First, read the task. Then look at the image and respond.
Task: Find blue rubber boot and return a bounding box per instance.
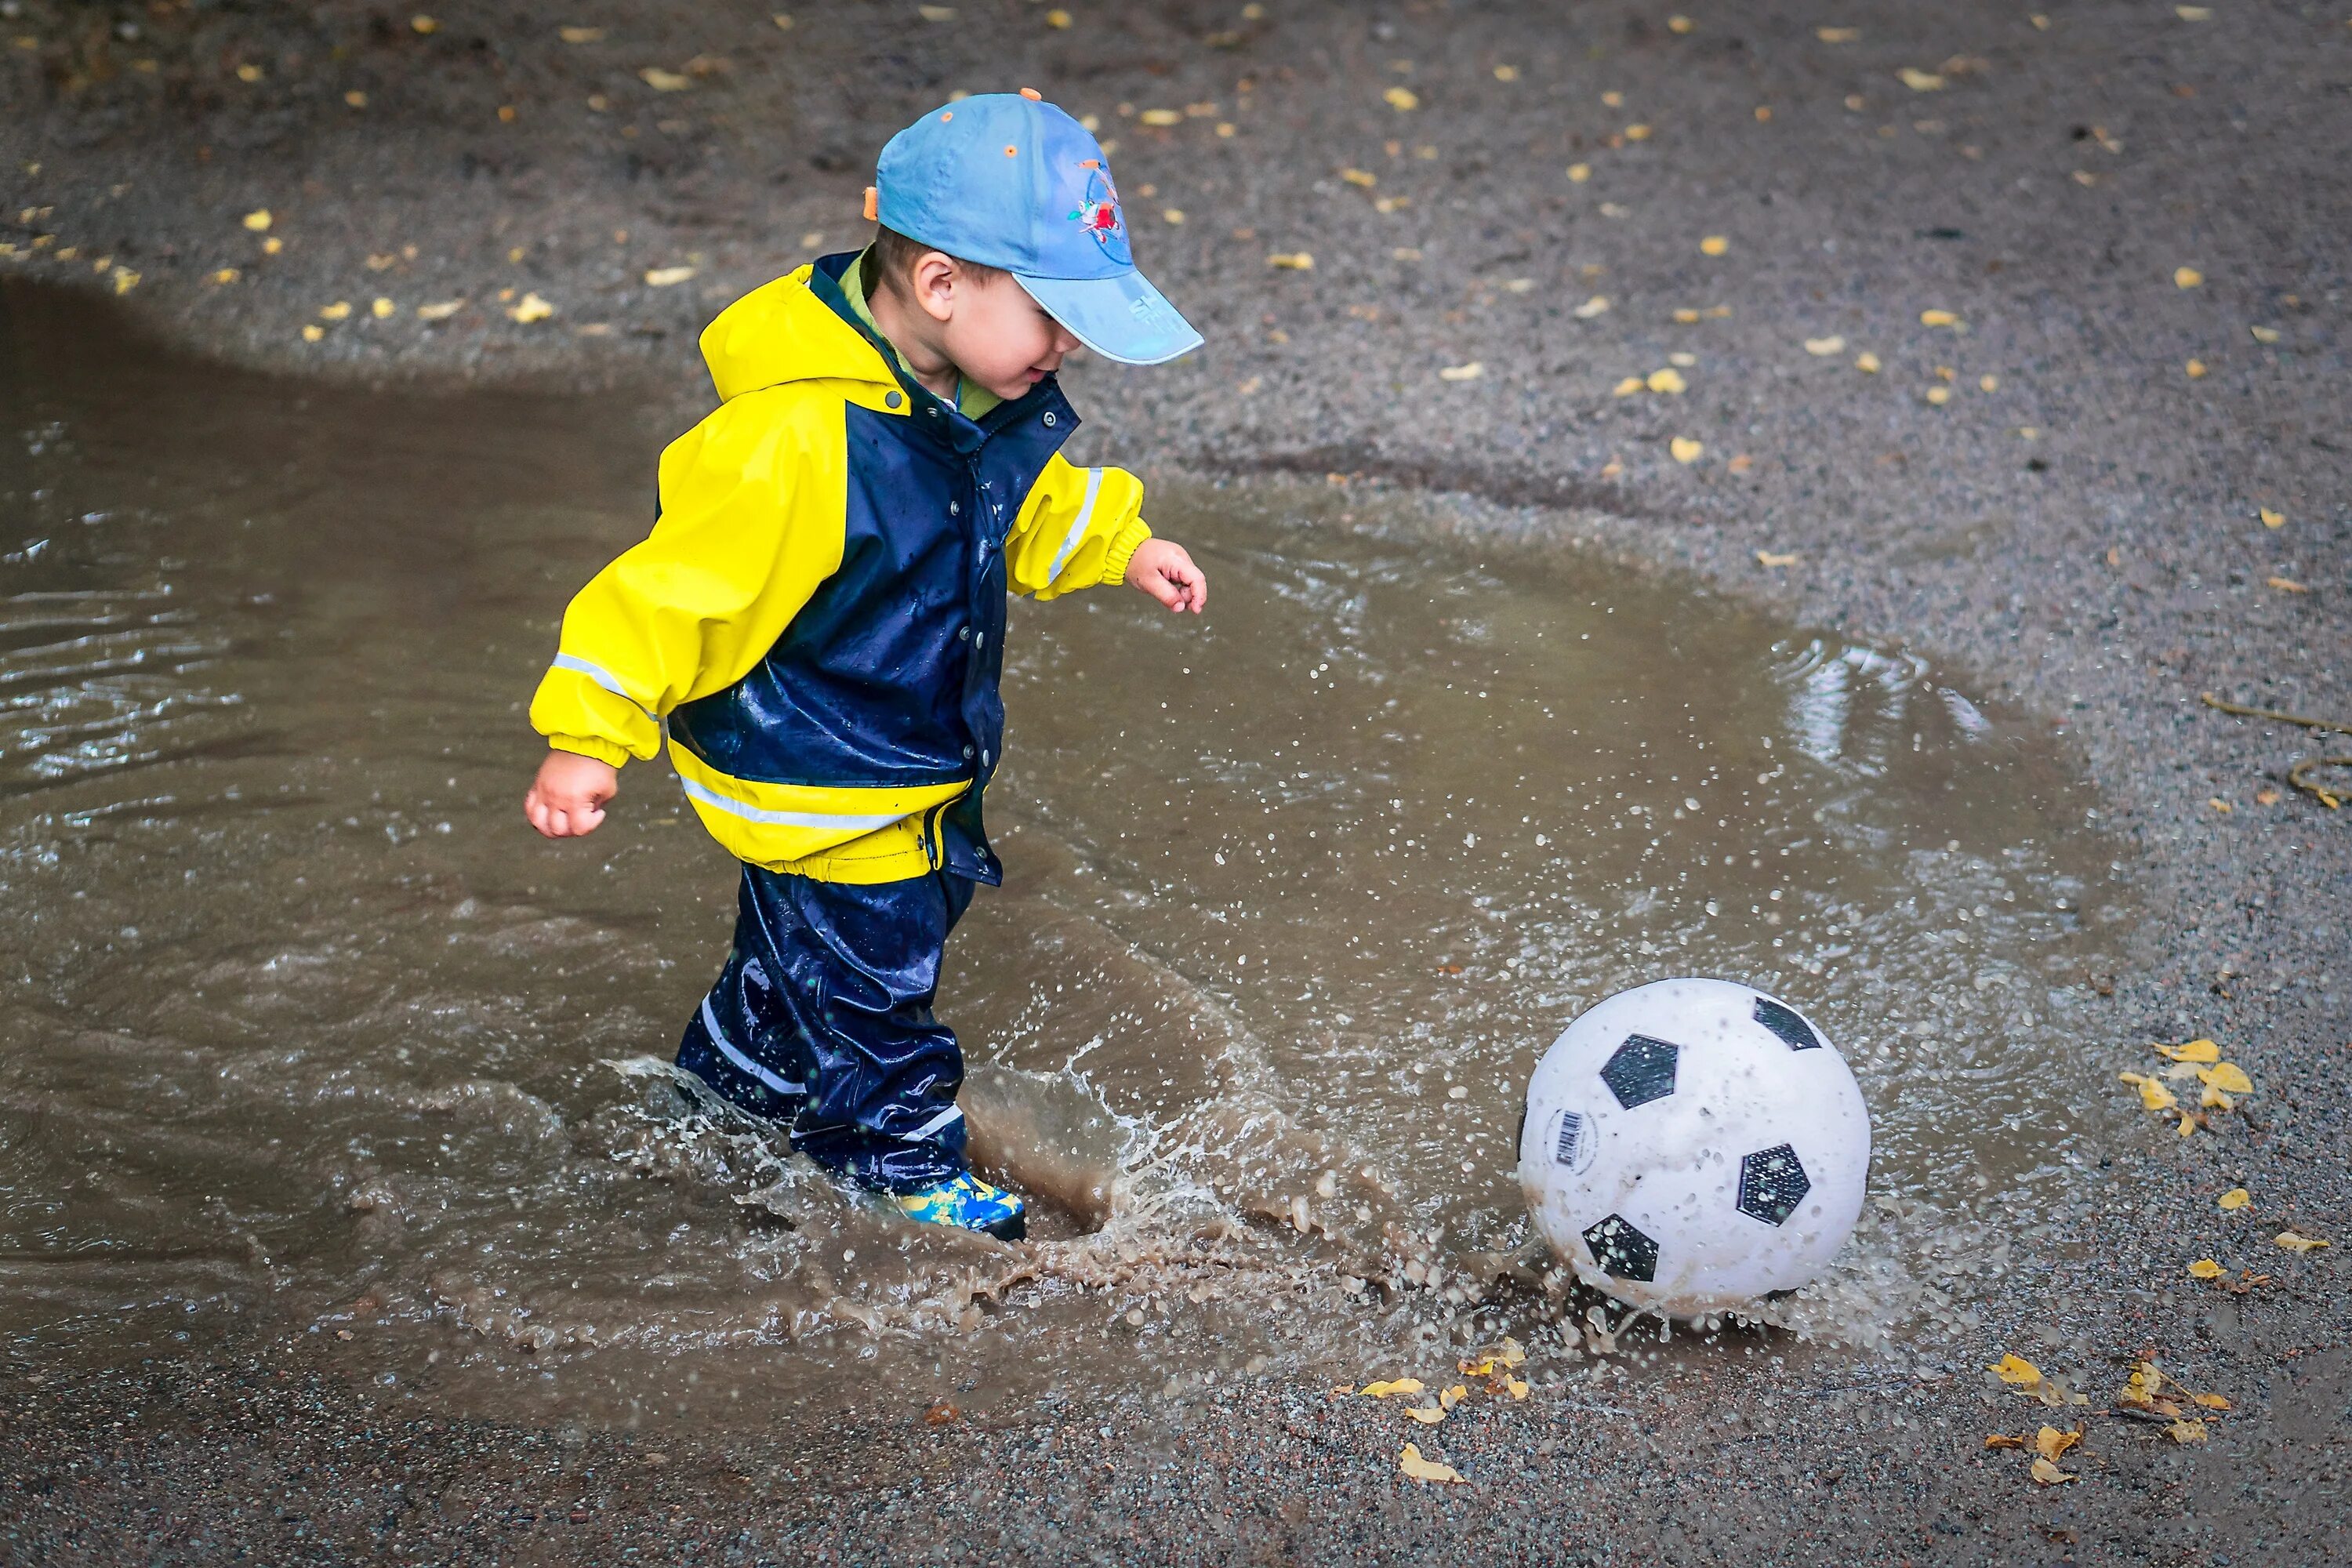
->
[896,1172,1026,1241]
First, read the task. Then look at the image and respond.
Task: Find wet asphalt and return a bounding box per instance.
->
[2,1,2347,1563]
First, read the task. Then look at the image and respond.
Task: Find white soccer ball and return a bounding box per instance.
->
[1516,977,1871,1316]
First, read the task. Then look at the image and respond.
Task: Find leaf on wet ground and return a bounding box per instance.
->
[2187,1258,2223,1280]
[1646,367,1686,394]
[1817,27,1860,43]
[1700,234,1728,256]
[639,67,692,91]
[417,299,467,321]
[2167,1419,2209,1444]
[1669,437,1704,463]
[1439,362,1485,382]
[1985,1433,2025,1450]
[1756,550,1798,568]
[1900,68,1947,92]
[1854,351,1882,372]
[2118,1073,2177,1112]
[1573,296,1610,318]
[2030,1457,2075,1485]
[2156,1038,2220,1063]
[2035,1427,2081,1461]
[1991,1354,2042,1389]
[2274,1231,2329,1254]
[2258,507,2285,527]
[1920,308,1960,328]
[509,292,555,323]
[1405,1404,1446,1424]
[1399,1443,1466,1485]
[2174,267,2204,289]
[2197,1063,2252,1095]
[1359,1378,1425,1399]
[1384,86,1419,111]
[644,265,697,287]
[1266,252,1314,270]
[1804,335,1846,355]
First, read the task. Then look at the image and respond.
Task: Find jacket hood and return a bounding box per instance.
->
[699,263,895,404]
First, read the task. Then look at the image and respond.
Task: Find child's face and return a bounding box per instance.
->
[935,268,1083,402]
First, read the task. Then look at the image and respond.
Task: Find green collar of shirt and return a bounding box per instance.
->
[840,249,1003,423]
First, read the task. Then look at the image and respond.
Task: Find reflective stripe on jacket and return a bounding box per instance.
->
[528,251,1152,884]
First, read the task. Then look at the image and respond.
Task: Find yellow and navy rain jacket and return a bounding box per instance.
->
[528,250,1152,885]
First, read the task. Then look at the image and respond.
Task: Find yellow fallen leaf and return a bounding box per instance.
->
[1503,1377,1528,1400]
[2219,1188,2251,1210]
[318,301,352,321]
[1399,1443,1466,1485]
[508,292,554,323]
[410,14,439,34]
[1756,551,1799,568]
[2192,1391,2231,1410]
[345,90,368,108]
[263,238,283,255]
[112,267,139,294]
[1646,367,1686,394]
[416,299,466,321]
[1669,437,1704,464]
[2186,358,2208,379]
[1573,295,1610,318]
[1727,453,1755,474]
[210,267,240,285]
[2187,1258,2223,1280]
[235,63,264,82]
[1920,308,1958,327]
[2175,266,2204,289]
[2157,1038,2220,1063]
[1926,386,1952,406]
[1979,374,1999,391]
[1567,162,1591,183]
[1612,376,1645,397]
[1494,64,1519,81]
[2258,507,2285,528]
[1668,14,1694,33]
[1991,1354,2043,1388]
[644,265,698,287]
[2202,1084,2234,1111]
[1266,252,1314,270]
[1804,336,1846,356]
[1359,1378,1425,1399]
[1384,86,1419,111]
[1899,68,1947,92]
[2250,324,2280,343]
[1138,108,1182,126]
[2198,1062,2252,1095]
[1700,234,1728,256]
[1673,307,1700,323]
[1162,208,1185,224]
[1817,27,1860,43]
[916,3,956,17]
[2179,1112,2199,1137]
[2209,797,2233,814]
[640,67,692,91]
[242,208,273,232]
[1404,1404,1446,1424]
[1984,1433,2025,1450]
[2118,1072,2178,1112]
[2030,1457,2075,1485]
[2176,5,2212,18]
[2035,1426,2081,1461]
[2267,576,2308,593]
[1439,1384,1469,1410]
[560,26,605,43]
[301,324,325,343]
[1854,351,1881,372]
[1046,7,1071,26]
[1624,124,1651,141]
[2166,1419,2209,1444]
[1439,361,1484,382]
[371,296,395,318]
[1458,1340,1525,1376]
[2274,1231,2329,1254]
[1341,167,1377,187]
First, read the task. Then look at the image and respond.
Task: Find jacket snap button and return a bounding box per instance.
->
[962,743,975,760]
[957,625,971,641]
[974,631,985,649]
[980,750,992,766]
[1042,412,1057,426]
[949,501,958,515]
[884,390,903,409]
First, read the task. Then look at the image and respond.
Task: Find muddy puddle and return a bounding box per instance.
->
[0,283,2132,1431]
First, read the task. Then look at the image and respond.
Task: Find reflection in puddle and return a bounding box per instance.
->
[0,285,2129,1431]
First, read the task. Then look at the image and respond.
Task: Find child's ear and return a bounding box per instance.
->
[912,252,960,324]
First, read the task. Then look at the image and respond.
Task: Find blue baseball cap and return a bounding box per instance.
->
[874,91,1203,366]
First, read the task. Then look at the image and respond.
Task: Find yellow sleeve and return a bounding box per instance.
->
[528,387,849,765]
[1004,452,1152,601]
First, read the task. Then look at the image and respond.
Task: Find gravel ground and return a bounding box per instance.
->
[4,1,2347,1563]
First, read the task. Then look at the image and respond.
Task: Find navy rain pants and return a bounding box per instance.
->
[675,864,975,1192]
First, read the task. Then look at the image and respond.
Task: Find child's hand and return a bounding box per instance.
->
[524,750,619,838]
[1125,538,1207,614]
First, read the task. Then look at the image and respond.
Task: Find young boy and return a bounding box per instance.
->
[521,92,1207,1241]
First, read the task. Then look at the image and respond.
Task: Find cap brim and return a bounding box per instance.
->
[1014,268,1203,367]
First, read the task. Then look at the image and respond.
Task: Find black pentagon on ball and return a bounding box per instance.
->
[1753,996,1822,1051]
[1581,1213,1660,1283]
[1599,1033,1679,1109]
[1736,1142,1811,1227]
